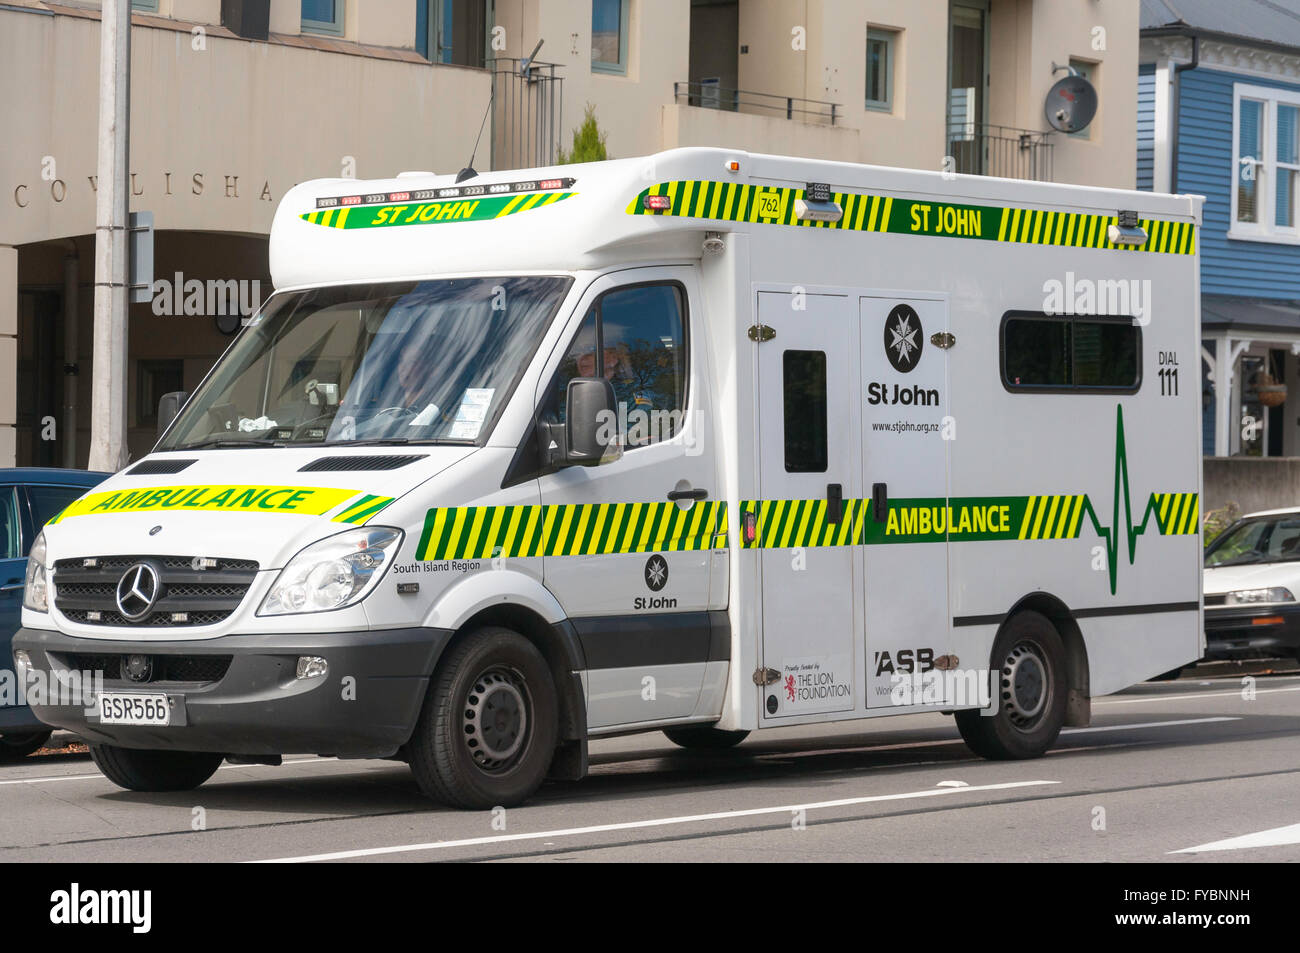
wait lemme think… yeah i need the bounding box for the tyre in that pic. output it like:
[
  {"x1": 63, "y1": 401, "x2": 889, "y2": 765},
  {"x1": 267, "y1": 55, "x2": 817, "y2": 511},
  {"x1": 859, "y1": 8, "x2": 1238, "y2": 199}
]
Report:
[
  {"x1": 408, "y1": 627, "x2": 558, "y2": 809},
  {"x1": 0, "y1": 730, "x2": 52, "y2": 763},
  {"x1": 89, "y1": 744, "x2": 223, "y2": 791},
  {"x1": 955, "y1": 610, "x2": 1067, "y2": 760},
  {"x1": 663, "y1": 726, "x2": 750, "y2": 750}
]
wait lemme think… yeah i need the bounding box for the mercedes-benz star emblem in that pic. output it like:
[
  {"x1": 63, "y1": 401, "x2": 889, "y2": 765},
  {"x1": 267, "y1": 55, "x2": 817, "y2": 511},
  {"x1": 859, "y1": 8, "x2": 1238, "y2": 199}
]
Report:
[
  {"x1": 644, "y1": 554, "x2": 669, "y2": 592},
  {"x1": 883, "y1": 303, "x2": 923, "y2": 373},
  {"x1": 115, "y1": 562, "x2": 161, "y2": 621}
]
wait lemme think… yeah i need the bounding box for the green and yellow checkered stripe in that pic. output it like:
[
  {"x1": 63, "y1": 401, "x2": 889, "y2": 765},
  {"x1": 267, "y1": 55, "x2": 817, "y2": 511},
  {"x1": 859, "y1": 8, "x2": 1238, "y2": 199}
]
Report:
[
  {"x1": 1017, "y1": 494, "x2": 1088, "y2": 540},
  {"x1": 302, "y1": 191, "x2": 576, "y2": 230},
  {"x1": 416, "y1": 501, "x2": 728, "y2": 561},
  {"x1": 332, "y1": 494, "x2": 396, "y2": 525},
  {"x1": 738, "y1": 498, "x2": 868, "y2": 550},
  {"x1": 627, "y1": 180, "x2": 1195, "y2": 255},
  {"x1": 1149, "y1": 492, "x2": 1199, "y2": 536},
  {"x1": 996, "y1": 206, "x2": 1196, "y2": 255}
]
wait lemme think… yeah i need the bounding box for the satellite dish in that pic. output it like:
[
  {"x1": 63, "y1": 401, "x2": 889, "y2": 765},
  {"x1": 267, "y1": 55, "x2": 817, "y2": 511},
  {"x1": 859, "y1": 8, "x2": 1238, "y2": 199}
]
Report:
[{"x1": 1044, "y1": 74, "x2": 1098, "y2": 134}]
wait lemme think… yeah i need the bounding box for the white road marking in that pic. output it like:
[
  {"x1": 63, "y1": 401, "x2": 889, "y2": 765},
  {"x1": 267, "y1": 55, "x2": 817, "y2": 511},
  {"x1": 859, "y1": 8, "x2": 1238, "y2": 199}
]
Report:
[
  {"x1": 1097, "y1": 684, "x2": 1300, "y2": 706},
  {"x1": 250, "y1": 779, "x2": 1060, "y2": 863},
  {"x1": 1063, "y1": 717, "x2": 1239, "y2": 734},
  {"x1": 1173, "y1": 822, "x2": 1300, "y2": 854},
  {"x1": 0, "y1": 756, "x2": 330, "y2": 787}
]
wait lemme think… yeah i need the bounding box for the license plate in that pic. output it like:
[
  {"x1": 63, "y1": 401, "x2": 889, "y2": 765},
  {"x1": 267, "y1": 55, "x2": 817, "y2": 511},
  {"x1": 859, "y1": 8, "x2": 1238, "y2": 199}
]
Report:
[{"x1": 97, "y1": 692, "x2": 171, "y2": 726}]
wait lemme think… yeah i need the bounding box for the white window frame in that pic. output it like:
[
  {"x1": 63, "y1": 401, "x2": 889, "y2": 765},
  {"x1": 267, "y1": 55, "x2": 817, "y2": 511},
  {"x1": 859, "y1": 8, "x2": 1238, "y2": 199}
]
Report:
[
  {"x1": 1229, "y1": 82, "x2": 1300, "y2": 244},
  {"x1": 302, "y1": 0, "x2": 345, "y2": 36}
]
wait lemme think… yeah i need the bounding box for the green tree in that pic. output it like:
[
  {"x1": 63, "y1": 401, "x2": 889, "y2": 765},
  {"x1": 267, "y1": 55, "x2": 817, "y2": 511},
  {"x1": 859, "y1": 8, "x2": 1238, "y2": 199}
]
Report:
[{"x1": 556, "y1": 103, "x2": 609, "y2": 164}]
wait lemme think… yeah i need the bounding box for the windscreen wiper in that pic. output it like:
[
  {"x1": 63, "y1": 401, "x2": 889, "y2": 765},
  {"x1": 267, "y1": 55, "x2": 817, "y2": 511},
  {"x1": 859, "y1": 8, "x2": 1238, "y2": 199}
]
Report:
[
  {"x1": 318, "y1": 438, "x2": 464, "y2": 447},
  {"x1": 171, "y1": 437, "x2": 283, "y2": 450}
]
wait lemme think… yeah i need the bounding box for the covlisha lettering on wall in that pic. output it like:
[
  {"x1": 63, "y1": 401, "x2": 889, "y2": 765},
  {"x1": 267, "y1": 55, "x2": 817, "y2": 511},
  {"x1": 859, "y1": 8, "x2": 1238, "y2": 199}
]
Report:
[{"x1": 10, "y1": 170, "x2": 275, "y2": 208}]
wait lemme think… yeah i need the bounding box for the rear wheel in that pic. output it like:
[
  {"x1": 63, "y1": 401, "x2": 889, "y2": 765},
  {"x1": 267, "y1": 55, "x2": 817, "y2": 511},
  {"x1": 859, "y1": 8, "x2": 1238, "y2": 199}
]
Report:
[
  {"x1": 89, "y1": 744, "x2": 223, "y2": 791},
  {"x1": 663, "y1": 726, "x2": 750, "y2": 750},
  {"x1": 0, "y1": 730, "x2": 52, "y2": 763},
  {"x1": 955, "y1": 610, "x2": 1067, "y2": 760},
  {"x1": 408, "y1": 627, "x2": 558, "y2": 809}
]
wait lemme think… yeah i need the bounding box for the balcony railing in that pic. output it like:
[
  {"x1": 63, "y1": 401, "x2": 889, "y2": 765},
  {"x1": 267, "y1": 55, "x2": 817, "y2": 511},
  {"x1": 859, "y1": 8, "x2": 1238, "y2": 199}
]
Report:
[
  {"x1": 674, "y1": 81, "x2": 840, "y2": 126},
  {"x1": 490, "y1": 57, "x2": 564, "y2": 171},
  {"x1": 946, "y1": 122, "x2": 1054, "y2": 182}
]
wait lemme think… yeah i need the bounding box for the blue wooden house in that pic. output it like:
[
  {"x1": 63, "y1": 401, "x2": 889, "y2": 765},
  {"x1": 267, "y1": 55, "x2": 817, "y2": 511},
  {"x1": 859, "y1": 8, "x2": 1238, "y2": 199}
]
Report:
[{"x1": 1141, "y1": 0, "x2": 1300, "y2": 459}]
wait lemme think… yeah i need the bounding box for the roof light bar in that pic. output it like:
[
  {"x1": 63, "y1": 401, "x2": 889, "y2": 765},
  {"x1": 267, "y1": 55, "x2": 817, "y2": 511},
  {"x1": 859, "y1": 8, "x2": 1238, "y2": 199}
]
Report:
[{"x1": 316, "y1": 176, "x2": 575, "y2": 209}]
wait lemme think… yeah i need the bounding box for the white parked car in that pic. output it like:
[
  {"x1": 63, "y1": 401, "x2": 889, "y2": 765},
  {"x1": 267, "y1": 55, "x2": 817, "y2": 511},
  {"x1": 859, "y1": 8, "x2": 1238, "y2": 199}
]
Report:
[{"x1": 1203, "y1": 507, "x2": 1300, "y2": 664}]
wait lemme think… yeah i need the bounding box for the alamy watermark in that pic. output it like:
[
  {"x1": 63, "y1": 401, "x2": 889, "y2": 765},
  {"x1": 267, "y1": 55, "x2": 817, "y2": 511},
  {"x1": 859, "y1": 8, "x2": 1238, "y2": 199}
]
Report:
[
  {"x1": 151, "y1": 272, "x2": 262, "y2": 319},
  {"x1": 1042, "y1": 271, "x2": 1152, "y2": 326}
]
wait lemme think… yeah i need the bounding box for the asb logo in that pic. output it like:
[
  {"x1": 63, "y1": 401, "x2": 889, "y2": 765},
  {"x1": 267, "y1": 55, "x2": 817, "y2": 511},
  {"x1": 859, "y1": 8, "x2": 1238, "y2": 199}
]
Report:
[
  {"x1": 884, "y1": 304, "x2": 923, "y2": 373},
  {"x1": 115, "y1": 562, "x2": 161, "y2": 621},
  {"x1": 644, "y1": 554, "x2": 669, "y2": 592}
]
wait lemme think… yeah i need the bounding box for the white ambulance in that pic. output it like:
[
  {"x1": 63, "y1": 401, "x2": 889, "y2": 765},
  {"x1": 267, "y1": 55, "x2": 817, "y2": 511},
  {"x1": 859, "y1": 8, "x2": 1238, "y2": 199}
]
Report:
[{"x1": 16, "y1": 148, "x2": 1204, "y2": 808}]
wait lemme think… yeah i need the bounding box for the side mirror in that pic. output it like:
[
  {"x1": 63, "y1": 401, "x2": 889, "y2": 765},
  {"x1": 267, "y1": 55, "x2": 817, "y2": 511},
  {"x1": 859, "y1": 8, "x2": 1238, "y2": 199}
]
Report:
[
  {"x1": 564, "y1": 377, "x2": 621, "y2": 466},
  {"x1": 157, "y1": 391, "x2": 190, "y2": 438}
]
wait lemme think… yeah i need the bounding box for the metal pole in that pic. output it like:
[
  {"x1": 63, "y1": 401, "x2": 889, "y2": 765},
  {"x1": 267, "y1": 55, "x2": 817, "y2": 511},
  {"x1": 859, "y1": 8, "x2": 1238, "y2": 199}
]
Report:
[
  {"x1": 61, "y1": 245, "x2": 78, "y2": 468},
  {"x1": 89, "y1": 0, "x2": 130, "y2": 472}
]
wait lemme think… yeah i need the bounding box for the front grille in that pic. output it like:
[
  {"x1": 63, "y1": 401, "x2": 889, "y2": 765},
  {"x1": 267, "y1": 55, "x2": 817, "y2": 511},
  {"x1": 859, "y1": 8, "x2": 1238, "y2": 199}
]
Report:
[
  {"x1": 57, "y1": 652, "x2": 232, "y2": 685},
  {"x1": 1204, "y1": 594, "x2": 1227, "y2": 607},
  {"x1": 52, "y1": 555, "x2": 258, "y2": 627}
]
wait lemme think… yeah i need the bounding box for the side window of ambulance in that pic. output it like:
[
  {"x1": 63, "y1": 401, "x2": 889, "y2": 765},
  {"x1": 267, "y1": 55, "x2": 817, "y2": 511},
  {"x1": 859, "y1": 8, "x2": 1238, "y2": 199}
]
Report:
[
  {"x1": 1002, "y1": 312, "x2": 1141, "y2": 392},
  {"x1": 783, "y1": 350, "x2": 828, "y2": 472},
  {"x1": 546, "y1": 282, "x2": 687, "y2": 447}
]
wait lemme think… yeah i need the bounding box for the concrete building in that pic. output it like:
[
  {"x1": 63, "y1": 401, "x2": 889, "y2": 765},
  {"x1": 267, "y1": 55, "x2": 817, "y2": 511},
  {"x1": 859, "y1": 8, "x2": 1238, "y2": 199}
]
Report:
[
  {"x1": 2, "y1": 0, "x2": 490, "y2": 467},
  {"x1": 493, "y1": 0, "x2": 1138, "y2": 187},
  {"x1": 2, "y1": 0, "x2": 1138, "y2": 468}
]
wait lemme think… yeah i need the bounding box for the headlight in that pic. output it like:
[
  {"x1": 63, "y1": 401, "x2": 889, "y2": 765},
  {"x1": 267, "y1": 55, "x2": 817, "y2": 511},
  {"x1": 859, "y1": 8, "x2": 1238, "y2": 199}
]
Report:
[
  {"x1": 1225, "y1": 587, "x2": 1295, "y2": 606},
  {"x1": 22, "y1": 531, "x2": 49, "y2": 612},
  {"x1": 258, "y1": 527, "x2": 403, "y2": 616}
]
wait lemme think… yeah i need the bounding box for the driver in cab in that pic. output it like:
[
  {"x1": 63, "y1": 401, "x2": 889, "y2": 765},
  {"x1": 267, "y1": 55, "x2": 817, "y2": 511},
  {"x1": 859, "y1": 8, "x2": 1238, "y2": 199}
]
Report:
[{"x1": 330, "y1": 340, "x2": 445, "y2": 441}]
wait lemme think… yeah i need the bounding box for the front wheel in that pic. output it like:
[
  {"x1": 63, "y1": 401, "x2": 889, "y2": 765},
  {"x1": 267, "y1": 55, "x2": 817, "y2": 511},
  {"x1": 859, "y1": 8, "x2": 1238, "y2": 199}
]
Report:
[
  {"x1": 0, "y1": 730, "x2": 52, "y2": 763},
  {"x1": 408, "y1": 627, "x2": 558, "y2": 809},
  {"x1": 89, "y1": 745, "x2": 223, "y2": 791},
  {"x1": 955, "y1": 610, "x2": 1067, "y2": 760}
]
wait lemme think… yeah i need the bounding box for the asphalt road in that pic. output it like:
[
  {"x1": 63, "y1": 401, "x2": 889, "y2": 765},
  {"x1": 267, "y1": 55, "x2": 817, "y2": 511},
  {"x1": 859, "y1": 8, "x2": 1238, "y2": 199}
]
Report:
[{"x1": 2, "y1": 667, "x2": 1298, "y2": 863}]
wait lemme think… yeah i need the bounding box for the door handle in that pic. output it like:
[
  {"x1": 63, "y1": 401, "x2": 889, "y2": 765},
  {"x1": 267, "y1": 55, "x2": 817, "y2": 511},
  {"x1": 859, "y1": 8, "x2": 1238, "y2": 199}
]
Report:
[
  {"x1": 872, "y1": 482, "x2": 888, "y2": 522},
  {"x1": 826, "y1": 483, "x2": 843, "y2": 524},
  {"x1": 667, "y1": 487, "x2": 709, "y2": 502}
]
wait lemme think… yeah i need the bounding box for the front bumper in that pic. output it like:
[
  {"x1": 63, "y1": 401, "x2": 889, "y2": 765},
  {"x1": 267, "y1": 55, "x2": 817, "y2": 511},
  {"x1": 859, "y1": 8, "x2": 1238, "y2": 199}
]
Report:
[
  {"x1": 12, "y1": 626, "x2": 451, "y2": 757},
  {"x1": 1203, "y1": 604, "x2": 1300, "y2": 661}
]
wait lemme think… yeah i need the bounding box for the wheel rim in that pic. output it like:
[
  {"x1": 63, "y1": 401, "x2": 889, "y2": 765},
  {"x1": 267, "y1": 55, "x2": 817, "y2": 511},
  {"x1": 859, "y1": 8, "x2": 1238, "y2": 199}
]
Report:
[
  {"x1": 462, "y1": 667, "x2": 530, "y2": 772},
  {"x1": 1000, "y1": 641, "x2": 1050, "y2": 729}
]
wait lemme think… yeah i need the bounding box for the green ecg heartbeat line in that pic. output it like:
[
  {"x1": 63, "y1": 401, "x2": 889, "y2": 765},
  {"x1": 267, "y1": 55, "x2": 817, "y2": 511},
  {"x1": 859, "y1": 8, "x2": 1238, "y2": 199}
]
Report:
[{"x1": 1075, "y1": 404, "x2": 1192, "y2": 595}]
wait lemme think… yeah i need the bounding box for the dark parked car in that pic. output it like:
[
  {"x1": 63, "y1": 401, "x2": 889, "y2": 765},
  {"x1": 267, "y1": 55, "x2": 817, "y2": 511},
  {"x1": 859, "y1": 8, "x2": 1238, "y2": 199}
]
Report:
[{"x1": 1, "y1": 468, "x2": 110, "y2": 760}]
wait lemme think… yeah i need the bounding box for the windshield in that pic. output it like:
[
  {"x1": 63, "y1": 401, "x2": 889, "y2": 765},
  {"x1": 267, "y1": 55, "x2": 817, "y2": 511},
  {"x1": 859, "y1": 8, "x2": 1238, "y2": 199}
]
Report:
[
  {"x1": 1205, "y1": 515, "x2": 1300, "y2": 567},
  {"x1": 159, "y1": 276, "x2": 573, "y2": 450}
]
